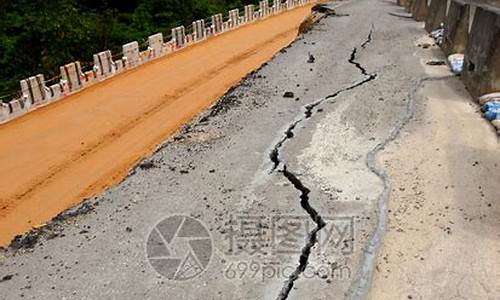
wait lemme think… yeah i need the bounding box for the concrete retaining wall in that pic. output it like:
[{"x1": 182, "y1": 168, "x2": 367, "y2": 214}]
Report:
[
  {"x1": 1, "y1": 0, "x2": 314, "y2": 125},
  {"x1": 410, "y1": 0, "x2": 429, "y2": 21},
  {"x1": 400, "y1": 0, "x2": 500, "y2": 100},
  {"x1": 442, "y1": 0, "x2": 470, "y2": 55},
  {"x1": 424, "y1": 0, "x2": 448, "y2": 32},
  {"x1": 397, "y1": 0, "x2": 412, "y2": 7},
  {"x1": 461, "y1": 5, "x2": 500, "y2": 98}
]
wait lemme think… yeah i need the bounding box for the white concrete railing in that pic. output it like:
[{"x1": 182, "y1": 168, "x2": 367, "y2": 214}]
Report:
[{"x1": 0, "y1": 0, "x2": 313, "y2": 125}]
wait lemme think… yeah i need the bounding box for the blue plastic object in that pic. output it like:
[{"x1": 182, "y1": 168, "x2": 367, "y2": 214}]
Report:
[
  {"x1": 484, "y1": 109, "x2": 500, "y2": 121},
  {"x1": 483, "y1": 101, "x2": 500, "y2": 112}
]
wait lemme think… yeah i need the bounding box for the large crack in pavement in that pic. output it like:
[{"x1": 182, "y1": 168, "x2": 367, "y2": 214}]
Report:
[
  {"x1": 272, "y1": 28, "x2": 377, "y2": 300},
  {"x1": 276, "y1": 165, "x2": 326, "y2": 300},
  {"x1": 269, "y1": 29, "x2": 376, "y2": 173},
  {"x1": 270, "y1": 120, "x2": 302, "y2": 172},
  {"x1": 348, "y1": 48, "x2": 369, "y2": 76},
  {"x1": 346, "y1": 74, "x2": 456, "y2": 299}
]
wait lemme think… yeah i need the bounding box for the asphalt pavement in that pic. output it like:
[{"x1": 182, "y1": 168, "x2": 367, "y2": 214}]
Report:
[{"x1": 0, "y1": 0, "x2": 498, "y2": 299}]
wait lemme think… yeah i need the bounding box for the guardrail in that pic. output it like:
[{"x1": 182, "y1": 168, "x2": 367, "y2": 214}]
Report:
[{"x1": 0, "y1": 0, "x2": 313, "y2": 125}]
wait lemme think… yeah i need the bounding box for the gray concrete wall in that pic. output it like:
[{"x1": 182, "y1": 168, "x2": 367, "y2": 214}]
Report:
[
  {"x1": 411, "y1": 0, "x2": 429, "y2": 21},
  {"x1": 424, "y1": 0, "x2": 448, "y2": 32},
  {"x1": 400, "y1": 0, "x2": 500, "y2": 99},
  {"x1": 461, "y1": 6, "x2": 500, "y2": 98},
  {"x1": 442, "y1": 0, "x2": 470, "y2": 55}
]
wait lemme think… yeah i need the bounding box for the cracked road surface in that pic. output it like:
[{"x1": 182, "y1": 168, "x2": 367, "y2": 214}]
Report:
[{"x1": 1, "y1": 0, "x2": 499, "y2": 299}]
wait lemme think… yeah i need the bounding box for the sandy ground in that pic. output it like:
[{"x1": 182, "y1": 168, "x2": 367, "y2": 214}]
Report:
[
  {"x1": 0, "y1": 0, "x2": 498, "y2": 299},
  {"x1": 370, "y1": 43, "x2": 500, "y2": 299},
  {"x1": 0, "y1": 3, "x2": 314, "y2": 246}
]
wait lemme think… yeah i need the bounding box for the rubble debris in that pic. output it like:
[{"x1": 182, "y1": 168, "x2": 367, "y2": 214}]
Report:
[
  {"x1": 200, "y1": 92, "x2": 242, "y2": 123},
  {"x1": 426, "y1": 60, "x2": 446, "y2": 66},
  {"x1": 10, "y1": 232, "x2": 39, "y2": 250},
  {"x1": 139, "y1": 161, "x2": 156, "y2": 170},
  {"x1": 54, "y1": 202, "x2": 94, "y2": 222},
  {"x1": 0, "y1": 275, "x2": 14, "y2": 282},
  {"x1": 418, "y1": 43, "x2": 432, "y2": 49},
  {"x1": 307, "y1": 53, "x2": 316, "y2": 63},
  {"x1": 8, "y1": 200, "x2": 95, "y2": 251},
  {"x1": 429, "y1": 23, "x2": 445, "y2": 45},
  {"x1": 299, "y1": 4, "x2": 342, "y2": 34},
  {"x1": 311, "y1": 4, "x2": 336, "y2": 15},
  {"x1": 388, "y1": 12, "x2": 413, "y2": 18}
]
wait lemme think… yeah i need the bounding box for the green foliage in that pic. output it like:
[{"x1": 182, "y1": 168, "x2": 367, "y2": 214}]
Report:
[{"x1": 0, "y1": 0, "x2": 261, "y2": 100}]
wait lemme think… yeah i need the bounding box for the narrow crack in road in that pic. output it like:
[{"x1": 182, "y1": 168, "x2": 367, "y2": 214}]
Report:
[
  {"x1": 272, "y1": 28, "x2": 377, "y2": 300},
  {"x1": 360, "y1": 24, "x2": 374, "y2": 49}
]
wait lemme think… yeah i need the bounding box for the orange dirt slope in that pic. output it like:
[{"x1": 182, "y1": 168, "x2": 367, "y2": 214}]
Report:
[{"x1": 0, "y1": 4, "x2": 315, "y2": 246}]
